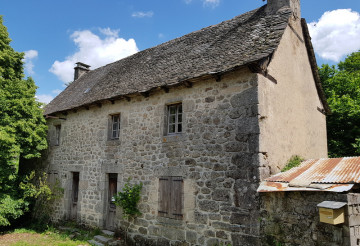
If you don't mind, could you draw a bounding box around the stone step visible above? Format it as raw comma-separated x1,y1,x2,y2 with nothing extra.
88,239,105,246
109,240,125,246
94,235,114,244
102,230,115,237
58,226,73,231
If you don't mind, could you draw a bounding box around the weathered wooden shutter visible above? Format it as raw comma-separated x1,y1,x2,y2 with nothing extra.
158,177,170,217
170,177,183,219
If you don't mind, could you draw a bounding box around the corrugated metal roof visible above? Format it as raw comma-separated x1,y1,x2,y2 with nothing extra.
258,157,360,193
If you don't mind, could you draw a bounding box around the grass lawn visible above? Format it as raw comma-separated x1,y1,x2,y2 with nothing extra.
0,225,100,246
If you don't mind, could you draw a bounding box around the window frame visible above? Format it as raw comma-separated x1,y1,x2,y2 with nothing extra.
158,176,184,220
167,103,182,135
109,114,121,140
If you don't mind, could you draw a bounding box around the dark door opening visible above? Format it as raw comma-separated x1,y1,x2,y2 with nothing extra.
106,173,117,230
70,172,79,220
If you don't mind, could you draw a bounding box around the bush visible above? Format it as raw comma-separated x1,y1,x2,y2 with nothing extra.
281,155,304,172
114,179,142,219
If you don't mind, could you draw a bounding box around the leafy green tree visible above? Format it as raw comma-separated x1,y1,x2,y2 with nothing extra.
319,51,360,157
0,16,48,226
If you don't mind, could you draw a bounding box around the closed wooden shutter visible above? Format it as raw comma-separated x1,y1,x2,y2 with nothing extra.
158,177,170,217
170,177,183,219
158,176,183,219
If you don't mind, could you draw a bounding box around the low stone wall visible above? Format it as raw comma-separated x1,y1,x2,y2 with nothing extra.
260,191,354,246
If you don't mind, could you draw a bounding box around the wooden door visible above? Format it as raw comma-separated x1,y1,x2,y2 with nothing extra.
70,172,79,220
106,173,117,230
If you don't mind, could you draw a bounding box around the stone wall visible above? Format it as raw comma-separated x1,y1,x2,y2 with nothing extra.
45,67,263,245
260,191,360,246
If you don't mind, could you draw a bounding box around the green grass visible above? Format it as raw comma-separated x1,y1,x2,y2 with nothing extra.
1,223,102,246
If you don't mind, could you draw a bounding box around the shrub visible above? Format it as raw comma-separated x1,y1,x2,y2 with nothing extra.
114,179,143,219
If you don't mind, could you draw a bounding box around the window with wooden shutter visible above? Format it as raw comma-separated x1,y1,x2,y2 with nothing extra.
158,176,183,220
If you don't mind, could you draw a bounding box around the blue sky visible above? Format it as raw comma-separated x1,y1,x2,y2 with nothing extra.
1,0,359,103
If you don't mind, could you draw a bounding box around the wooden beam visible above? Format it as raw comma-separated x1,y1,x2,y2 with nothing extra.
215,74,222,82
183,81,193,88
140,92,150,98
45,115,66,120
123,96,131,102
317,107,326,115
161,86,169,93
248,63,277,84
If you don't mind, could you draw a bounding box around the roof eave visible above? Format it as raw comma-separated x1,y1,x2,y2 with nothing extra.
44,60,268,116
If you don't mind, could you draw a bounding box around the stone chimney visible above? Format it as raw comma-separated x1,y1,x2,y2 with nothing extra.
74,62,90,80
266,0,300,19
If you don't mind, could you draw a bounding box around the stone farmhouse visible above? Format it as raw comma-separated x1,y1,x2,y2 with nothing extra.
43,0,330,245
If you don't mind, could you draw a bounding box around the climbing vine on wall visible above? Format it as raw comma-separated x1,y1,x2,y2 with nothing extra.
114,179,143,219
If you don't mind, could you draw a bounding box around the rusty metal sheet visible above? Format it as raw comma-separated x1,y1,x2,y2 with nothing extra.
266,159,317,182
257,181,354,193
265,157,360,184
259,157,360,193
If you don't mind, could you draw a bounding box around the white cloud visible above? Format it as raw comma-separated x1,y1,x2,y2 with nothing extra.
52,89,63,95
184,0,220,8
99,28,120,37
203,0,220,8
23,50,38,75
132,11,154,18
36,94,54,104
158,33,165,39
308,9,360,62
49,28,139,83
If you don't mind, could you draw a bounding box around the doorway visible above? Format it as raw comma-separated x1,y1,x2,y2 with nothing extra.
105,173,117,230
70,172,79,220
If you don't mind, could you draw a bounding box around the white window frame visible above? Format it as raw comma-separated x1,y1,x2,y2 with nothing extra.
167,103,182,135
110,114,121,140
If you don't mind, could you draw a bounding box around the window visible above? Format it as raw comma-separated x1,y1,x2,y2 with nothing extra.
158,176,183,220
167,103,182,134
109,114,120,140
55,125,61,146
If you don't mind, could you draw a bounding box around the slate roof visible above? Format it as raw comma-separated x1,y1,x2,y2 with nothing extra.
45,5,293,115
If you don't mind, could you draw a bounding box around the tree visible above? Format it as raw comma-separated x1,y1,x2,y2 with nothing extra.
0,16,48,226
319,51,360,157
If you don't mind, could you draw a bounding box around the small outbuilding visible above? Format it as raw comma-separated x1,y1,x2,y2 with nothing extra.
258,157,360,246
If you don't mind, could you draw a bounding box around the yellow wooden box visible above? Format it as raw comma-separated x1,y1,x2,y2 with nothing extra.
317,201,347,225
